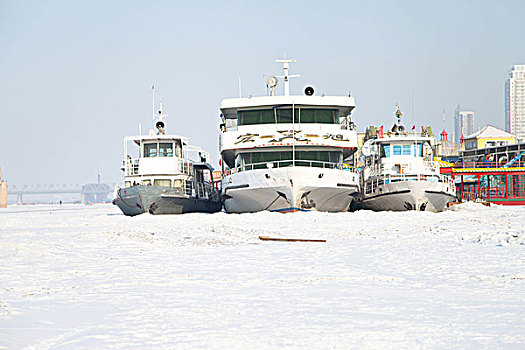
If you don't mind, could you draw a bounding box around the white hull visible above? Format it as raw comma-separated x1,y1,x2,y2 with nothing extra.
360,180,456,212
222,167,359,213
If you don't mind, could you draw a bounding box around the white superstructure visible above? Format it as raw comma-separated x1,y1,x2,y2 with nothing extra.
505,65,525,141
119,89,212,197
359,106,456,212
219,59,359,213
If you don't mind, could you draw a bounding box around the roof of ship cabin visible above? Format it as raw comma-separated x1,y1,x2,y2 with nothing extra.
125,134,189,145
220,95,356,114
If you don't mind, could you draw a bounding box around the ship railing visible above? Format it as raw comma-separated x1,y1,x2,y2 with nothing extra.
223,118,356,132
124,158,194,176
124,158,140,176
179,159,194,176
454,161,525,169
230,160,355,173
369,161,439,177
172,179,217,200
364,173,453,195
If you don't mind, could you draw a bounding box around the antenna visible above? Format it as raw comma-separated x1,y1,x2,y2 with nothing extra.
395,104,403,125
152,85,155,119
158,99,168,120
275,59,299,96
238,77,242,98
154,92,168,135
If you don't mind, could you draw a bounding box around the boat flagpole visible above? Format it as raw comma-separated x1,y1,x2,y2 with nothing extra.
292,100,295,166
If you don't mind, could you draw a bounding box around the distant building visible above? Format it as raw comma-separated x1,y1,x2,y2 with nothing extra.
453,106,475,144
435,129,461,157
463,125,516,151
505,65,525,141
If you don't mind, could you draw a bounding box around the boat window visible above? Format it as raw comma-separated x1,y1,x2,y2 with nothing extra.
298,109,338,123
238,150,340,168
414,143,422,157
276,108,293,123
238,109,276,125
381,144,390,157
173,179,183,188
393,145,402,155
237,108,338,125
402,145,411,155
144,143,158,157
159,142,173,157
174,141,182,157
125,181,131,188
154,179,171,187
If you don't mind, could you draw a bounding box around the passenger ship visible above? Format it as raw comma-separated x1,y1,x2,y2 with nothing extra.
113,89,222,216
357,106,456,212
219,59,360,213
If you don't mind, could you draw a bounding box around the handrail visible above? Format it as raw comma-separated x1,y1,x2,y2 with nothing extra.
223,159,356,175
368,160,439,177
452,161,525,169
224,118,356,132
124,158,194,176
363,172,454,195
162,180,219,201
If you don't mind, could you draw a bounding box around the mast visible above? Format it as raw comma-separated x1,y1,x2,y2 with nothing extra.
275,59,299,96
152,85,155,119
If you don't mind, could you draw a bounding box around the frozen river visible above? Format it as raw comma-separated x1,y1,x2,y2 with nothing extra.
1,203,524,349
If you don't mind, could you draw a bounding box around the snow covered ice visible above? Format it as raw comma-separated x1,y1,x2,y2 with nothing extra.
0,203,524,348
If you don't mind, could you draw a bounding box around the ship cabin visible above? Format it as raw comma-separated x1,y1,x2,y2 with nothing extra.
219,95,359,173
122,134,213,194
373,135,437,176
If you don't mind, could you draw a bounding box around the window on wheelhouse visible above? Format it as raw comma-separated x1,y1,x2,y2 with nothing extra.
159,142,173,157
144,143,158,157
237,108,339,125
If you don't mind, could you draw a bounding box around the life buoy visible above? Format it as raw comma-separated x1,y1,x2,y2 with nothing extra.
485,153,493,162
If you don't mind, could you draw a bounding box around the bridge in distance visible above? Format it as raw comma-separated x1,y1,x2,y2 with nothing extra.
7,183,114,204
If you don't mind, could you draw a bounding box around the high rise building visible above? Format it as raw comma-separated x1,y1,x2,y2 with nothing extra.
453,105,475,144
505,65,525,141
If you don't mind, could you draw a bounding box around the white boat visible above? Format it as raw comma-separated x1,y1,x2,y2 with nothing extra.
113,88,222,216
357,106,456,212
219,59,359,213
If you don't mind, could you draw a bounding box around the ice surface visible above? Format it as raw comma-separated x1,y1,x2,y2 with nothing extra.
0,203,524,349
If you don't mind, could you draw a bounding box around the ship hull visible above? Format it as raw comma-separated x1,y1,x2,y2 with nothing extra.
359,180,456,212
113,185,222,216
222,167,359,213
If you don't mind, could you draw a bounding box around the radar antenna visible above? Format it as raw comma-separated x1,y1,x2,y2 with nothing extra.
275,59,300,96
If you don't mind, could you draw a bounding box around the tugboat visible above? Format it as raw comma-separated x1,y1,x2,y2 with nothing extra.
113,87,222,216
219,59,360,213
356,105,456,212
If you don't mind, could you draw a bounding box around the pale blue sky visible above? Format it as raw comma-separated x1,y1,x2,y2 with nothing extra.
1,0,524,184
